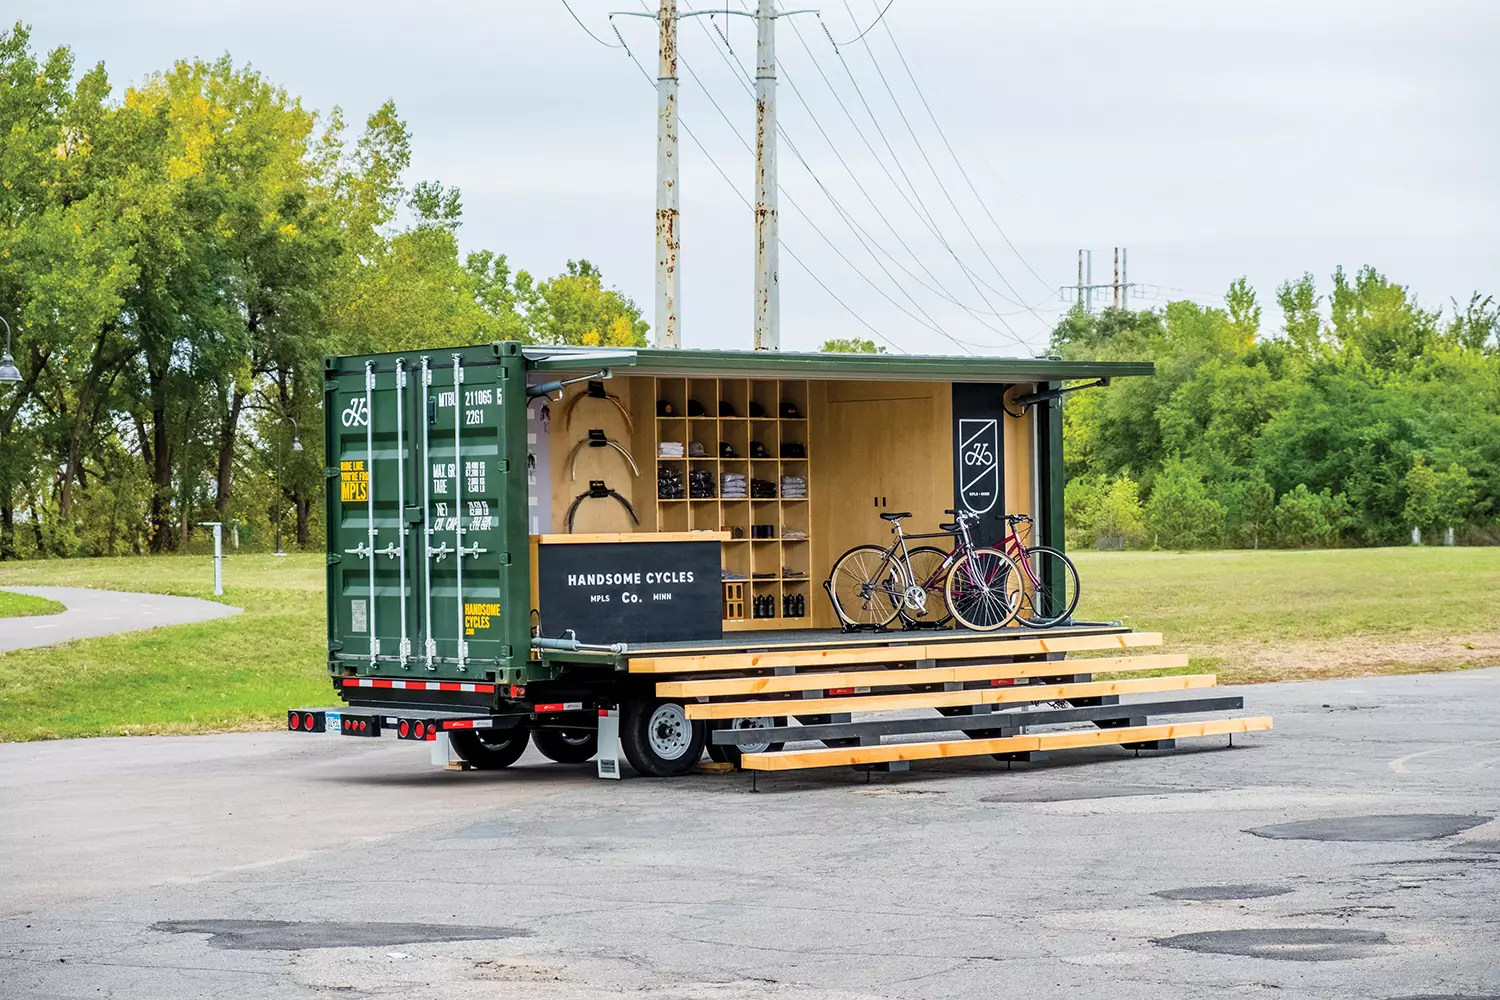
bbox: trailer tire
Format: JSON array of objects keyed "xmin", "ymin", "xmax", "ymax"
[
  {"xmin": 531, "ymin": 727, "xmax": 598, "ymax": 763},
  {"xmin": 449, "ymin": 727, "xmax": 530, "ymax": 770},
  {"xmin": 621, "ymin": 697, "xmax": 705, "ymax": 777}
]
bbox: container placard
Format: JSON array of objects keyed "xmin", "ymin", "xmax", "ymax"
[{"xmin": 537, "ymin": 541, "xmax": 722, "ymax": 645}]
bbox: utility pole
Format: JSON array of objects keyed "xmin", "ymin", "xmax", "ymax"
[
  {"xmin": 1121, "ymin": 247, "xmax": 1129, "ymax": 311},
  {"xmin": 656, "ymin": 0, "xmax": 680, "ymax": 348},
  {"xmin": 753, "ymin": 0, "xmax": 779, "ymax": 350},
  {"xmin": 1113, "ymin": 247, "xmax": 1120, "ymax": 309},
  {"xmin": 618, "ymin": 2, "xmax": 812, "ymax": 351}
]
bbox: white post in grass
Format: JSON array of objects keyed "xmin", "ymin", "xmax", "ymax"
[{"xmin": 199, "ymin": 522, "xmax": 224, "ymax": 596}]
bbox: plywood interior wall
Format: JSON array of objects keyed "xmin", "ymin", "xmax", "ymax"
[
  {"xmin": 1003, "ymin": 385, "xmax": 1035, "ymax": 524},
  {"xmin": 809, "ymin": 380, "xmax": 954, "ymax": 628},
  {"xmin": 547, "ymin": 376, "xmax": 647, "ymax": 535}
]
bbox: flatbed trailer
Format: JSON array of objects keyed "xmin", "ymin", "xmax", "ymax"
[{"xmin": 289, "ymin": 342, "xmax": 1271, "ymax": 778}]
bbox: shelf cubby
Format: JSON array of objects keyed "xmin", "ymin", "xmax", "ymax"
[{"xmin": 652, "ymin": 376, "xmax": 812, "ymax": 630}]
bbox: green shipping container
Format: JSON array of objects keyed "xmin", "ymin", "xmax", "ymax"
[{"xmin": 324, "ymin": 342, "xmax": 531, "ymax": 688}]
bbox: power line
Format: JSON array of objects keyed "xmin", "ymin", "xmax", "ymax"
[
  {"xmin": 801, "ymin": 14, "xmax": 1035, "ymax": 345},
  {"xmin": 828, "ymin": 0, "xmax": 893, "ymax": 46},
  {"xmin": 559, "ymin": 0, "xmax": 625, "ymax": 47},
  {"xmin": 663, "ymin": 18, "xmax": 972, "ymax": 354},
  {"xmin": 616, "ymin": 31, "xmax": 907, "ymax": 352},
  {"xmin": 841, "ymin": 0, "xmax": 1046, "ymax": 330},
  {"xmin": 869, "ymin": 0, "xmax": 1054, "ymax": 298},
  {"xmin": 684, "ymin": 11, "xmax": 1013, "ymax": 353}
]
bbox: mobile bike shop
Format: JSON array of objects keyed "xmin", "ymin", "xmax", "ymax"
[{"xmin": 290, "ymin": 342, "xmax": 1271, "ymax": 778}]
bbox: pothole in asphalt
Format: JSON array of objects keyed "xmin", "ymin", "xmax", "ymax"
[
  {"xmin": 151, "ymin": 920, "xmax": 533, "ymax": 951},
  {"xmin": 981, "ymin": 784, "xmax": 1202, "ymax": 803},
  {"xmin": 1154, "ymin": 927, "xmax": 1388, "ymax": 961},
  {"xmin": 1153, "ymin": 884, "xmax": 1292, "ymax": 901},
  {"xmin": 1246, "ymin": 814, "xmax": 1491, "ymax": 843}
]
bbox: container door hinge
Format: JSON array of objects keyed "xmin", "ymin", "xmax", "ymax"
[
  {"xmin": 324, "ymin": 467, "xmax": 339, "ymax": 480},
  {"xmin": 498, "ymin": 459, "xmax": 511, "ymax": 473},
  {"xmin": 323, "ymin": 380, "xmax": 339, "ymax": 392},
  {"xmin": 327, "ymin": 553, "xmax": 342, "ymax": 565},
  {"xmin": 499, "ymin": 552, "xmax": 512, "ymax": 566},
  {"xmin": 500, "ymin": 645, "xmax": 513, "ymax": 658}
]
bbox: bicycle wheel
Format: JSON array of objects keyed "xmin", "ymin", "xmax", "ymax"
[
  {"xmin": 828, "ymin": 545, "xmax": 904, "ymax": 628},
  {"xmin": 898, "ymin": 545, "xmax": 954, "ymax": 627},
  {"xmin": 1016, "ymin": 545, "xmax": 1081, "ymax": 629},
  {"xmin": 944, "ymin": 547, "xmax": 1024, "ymax": 632}
]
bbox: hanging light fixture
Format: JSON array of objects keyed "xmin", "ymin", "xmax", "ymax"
[{"xmin": 0, "ymin": 317, "xmax": 20, "ymax": 384}]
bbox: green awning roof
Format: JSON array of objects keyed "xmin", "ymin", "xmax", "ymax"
[{"xmin": 521, "ymin": 346, "xmax": 1152, "ymax": 383}]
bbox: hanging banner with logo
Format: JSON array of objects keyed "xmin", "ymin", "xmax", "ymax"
[{"xmin": 952, "ymin": 384, "xmax": 1007, "ymax": 540}]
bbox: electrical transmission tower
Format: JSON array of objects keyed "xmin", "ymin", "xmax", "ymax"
[{"xmin": 1063, "ymin": 248, "xmax": 1137, "ymax": 313}]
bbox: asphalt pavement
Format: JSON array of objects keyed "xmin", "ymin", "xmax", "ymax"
[
  {"xmin": 1, "ymin": 668, "xmax": 1497, "ymax": 999},
  {"xmin": 0, "ymin": 586, "xmax": 240, "ymax": 651}
]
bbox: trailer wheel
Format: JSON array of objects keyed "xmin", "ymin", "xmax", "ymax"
[
  {"xmin": 714, "ymin": 716, "xmax": 786, "ymax": 769},
  {"xmin": 531, "ymin": 727, "xmax": 598, "ymax": 764},
  {"xmin": 621, "ymin": 697, "xmax": 705, "ymax": 777},
  {"xmin": 448, "ymin": 727, "xmax": 530, "ymax": 770}
]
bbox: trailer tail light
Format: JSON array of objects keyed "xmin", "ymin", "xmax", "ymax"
[
  {"xmin": 991, "ymin": 678, "xmax": 1016, "ymax": 687},
  {"xmin": 827, "ymin": 687, "xmax": 855, "ymax": 696},
  {"xmin": 533, "ymin": 702, "xmax": 585, "ymax": 714},
  {"xmin": 339, "ymin": 715, "xmax": 380, "ymax": 737},
  {"xmin": 287, "ymin": 710, "xmax": 325, "ymax": 733},
  {"xmin": 393, "ymin": 718, "xmax": 438, "ymax": 741}
]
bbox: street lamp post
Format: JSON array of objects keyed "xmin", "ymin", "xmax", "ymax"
[
  {"xmin": 274, "ymin": 415, "xmax": 302, "ymax": 557},
  {"xmin": 0, "ymin": 317, "xmax": 21, "ymax": 384}
]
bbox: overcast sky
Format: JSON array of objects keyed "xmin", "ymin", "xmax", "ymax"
[{"xmin": 22, "ymin": 1, "xmax": 1500, "ymax": 355}]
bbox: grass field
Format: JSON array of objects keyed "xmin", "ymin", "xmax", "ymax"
[
  {"xmin": 0, "ymin": 555, "xmax": 325, "ymax": 742},
  {"xmin": 0, "ymin": 590, "xmax": 65, "ymax": 618},
  {"xmin": 0, "ymin": 547, "xmax": 1496, "ymax": 741}
]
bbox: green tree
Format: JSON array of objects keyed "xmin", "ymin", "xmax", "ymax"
[
  {"xmin": 521, "ymin": 259, "xmax": 647, "ymax": 347},
  {"xmin": 1143, "ymin": 460, "xmax": 1225, "ymax": 549},
  {"xmin": 821, "ymin": 337, "xmax": 884, "ymax": 353}
]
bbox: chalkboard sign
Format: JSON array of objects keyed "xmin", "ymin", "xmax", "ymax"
[{"xmin": 537, "ymin": 540, "xmax": 723, "ymax": 645}]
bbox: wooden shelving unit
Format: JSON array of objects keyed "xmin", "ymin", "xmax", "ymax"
[{"xmin": 653, "ymin": 377, "xmax": 811, "ymax": 630}]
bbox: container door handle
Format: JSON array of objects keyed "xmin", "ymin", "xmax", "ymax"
[
  {"xmin": 363, "ymin": 360, "xmax": 379, "ymax": 665},
  {"xmin": 420, "ymin": 356, "xmax": 437, "ymax": 669}
]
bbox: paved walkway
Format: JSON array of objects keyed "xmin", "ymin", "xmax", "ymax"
[{"xmin": 0, "ymin": 586, "xmax": 240, "ymax": 652}]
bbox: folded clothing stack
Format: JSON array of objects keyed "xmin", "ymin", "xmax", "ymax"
[
  {"xmin": 657, "ymin": 467, "xmax": 685, "ymax": 499},
  {"xmin": 780, "ymin": 475, "xmax": 808, "ymax": 498},
  {"xmin": 750, "ymin": 478, "xmax": 777, "ymax": 499},
  {"xmin": 781, "ymin": 529, "xmax": 808, "ymax": 541},
  {"xmin": 720, "ymin": 471, "xmax": 748, "ymax": 499},
  {"xmin": 658, "ymin": 441, "xmax": 685, "ymax": 458},
  {"xmin": 688, "ymin": 469, "xmax": 716, "ymax": 498}
]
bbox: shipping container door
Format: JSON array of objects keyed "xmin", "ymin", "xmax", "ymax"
[
  {"xmin": 327, "ymin": 357, "xmax": 424, "ymax": 670},
  {"xmin": 419, "ymin": 353, "xmax": 508, "ymax": 675}
]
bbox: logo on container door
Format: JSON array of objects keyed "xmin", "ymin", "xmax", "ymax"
[
  {"xmin": 341, "ymin": 397, "xmax": 369, "ymax": 427},
  {"xmin": 958, "ymin": 418, "xmax": 999, "ymax": 514}
]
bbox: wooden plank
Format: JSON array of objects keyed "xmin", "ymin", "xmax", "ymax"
[
  {"xmin": 533, "ymin": 531, "xmax": 731, "ymax": 545},
  {"xmin": 683, "ymin": 673, "xmax": 1215, "ymax": 721},
  {"xmin": 629, "ymin": 631, "xmax": 1163, "ymax": 674},
  {"xmin": 655, "ymin": 652, "xmax": 1189, "ymax": 698},
  {"xmin": 738, "ymin": 717, "xmax": 1274, "ymax": 771}
]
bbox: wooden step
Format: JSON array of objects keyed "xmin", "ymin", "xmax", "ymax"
[
  {"xmin": 738, "ymin": 717, "xmax": 1274, "ymax": 771},
  {"xmin": 683, "ymin": 673, "xmax": 1215, "ymax": 721},
  {"xmin": 655, "ymin": 652, "xmax": 1188, "ymax": 698},
  {"xmin": 629, "ymin": 631, "xmax": 1163, "ymax": 674}
]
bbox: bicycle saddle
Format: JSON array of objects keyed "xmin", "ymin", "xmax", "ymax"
[{"xmin": 879, "ymin": 511, "xmax": 912, "ymax": 522}]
